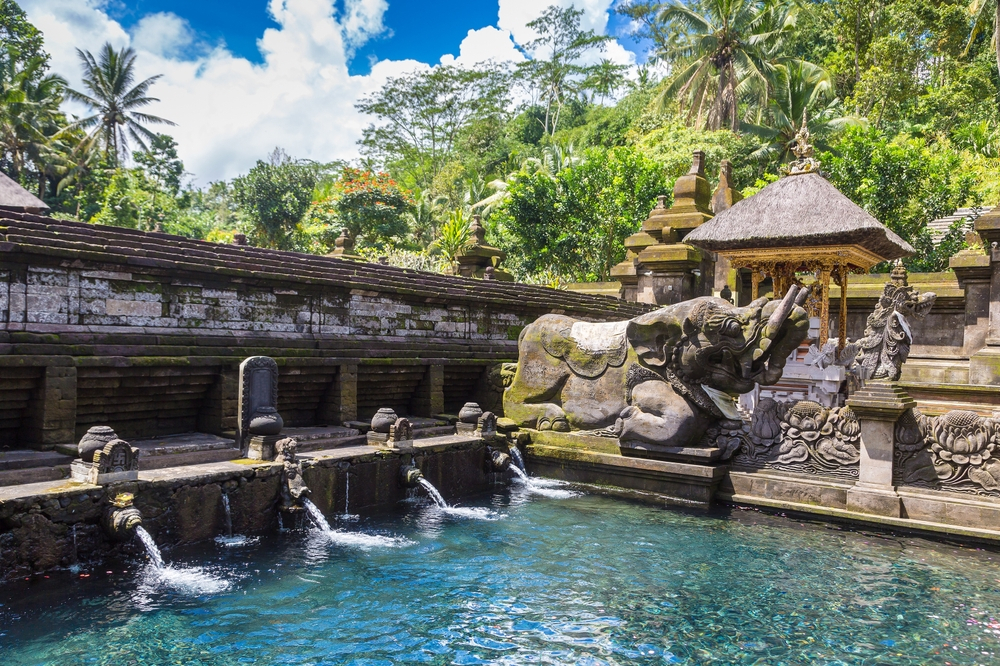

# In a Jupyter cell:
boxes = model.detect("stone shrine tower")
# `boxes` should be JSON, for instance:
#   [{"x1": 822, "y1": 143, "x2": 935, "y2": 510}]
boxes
[{"x1": 611, "y1": 151, "x2": 715, "y2": 305}]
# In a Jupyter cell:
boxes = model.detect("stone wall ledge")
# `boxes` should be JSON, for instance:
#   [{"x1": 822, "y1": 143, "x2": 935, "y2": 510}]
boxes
[{"x1": 718, "y1": 489, "x2": 1000, "y2": 544}]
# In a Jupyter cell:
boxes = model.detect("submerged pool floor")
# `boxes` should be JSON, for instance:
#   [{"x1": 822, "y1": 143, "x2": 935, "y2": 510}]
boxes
[{"x1": 2, "y1": 483, "x2": 1000, "y2": 665}]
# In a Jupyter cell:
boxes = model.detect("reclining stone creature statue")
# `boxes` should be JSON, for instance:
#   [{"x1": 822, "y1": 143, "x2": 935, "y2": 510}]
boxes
[{"x1": 503, "y1": 286, "x2": 811, "y2": 448}]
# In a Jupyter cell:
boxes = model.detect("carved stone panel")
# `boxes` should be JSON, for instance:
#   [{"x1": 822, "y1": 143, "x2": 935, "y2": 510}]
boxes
[
  {"x1": 729, "y1": 398, "x2": 861, "y2": 480},
  {"x1": 895, "y1": 409, "x2": 1000, "y2": 497}
]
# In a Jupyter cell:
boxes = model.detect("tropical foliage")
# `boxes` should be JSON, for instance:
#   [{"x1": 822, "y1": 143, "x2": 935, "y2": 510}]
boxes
[{"x1": 1, "y1": 0, "x2": 999, "y2": 278}]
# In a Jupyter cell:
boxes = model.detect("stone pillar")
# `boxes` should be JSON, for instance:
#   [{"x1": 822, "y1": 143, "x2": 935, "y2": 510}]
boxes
[
  {"x1": 711, "y1": 160, "x2": 743, "y2": 297},
  {"x1": 24, "y1": 364, "x2": 77, "y2": 450},
  {"x1": 970, "y1": 211, "x2": 1000, "y2": 383},
  {"x1": 198, "y1": 365, "x2": 237, "y2": 435},
  {"x1": 845, "y1": 381, "x2": 915, "y2": 517},
  {"x1": 410, "y1": 364, "x2": 444, "y2": 416},
  {"x1": 319, "y1": 363, "x2": 357, "y2": 425}
]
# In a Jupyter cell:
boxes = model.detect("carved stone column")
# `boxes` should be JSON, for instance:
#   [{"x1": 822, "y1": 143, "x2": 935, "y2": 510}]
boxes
[
  {"x1": 967, "y1": 212, "x2": 1000, "y2": 382},
  {"x1": 950, "y1": 234, "x2": 991, "y2": 358},
  {"x1": 845, "y1": 382, "x2": 915, "y2": 517}
]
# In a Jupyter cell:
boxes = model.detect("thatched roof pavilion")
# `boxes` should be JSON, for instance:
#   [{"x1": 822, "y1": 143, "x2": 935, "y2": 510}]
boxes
[
  {"x1": 685, "y1": 171, "x2": 913, "y2": 260},
  {"x1": 0, "y1": 171, "x2": 48, "y2": 214},
  {"x1": 686, "y1": 127, "x2": 914, "y2": 348}
]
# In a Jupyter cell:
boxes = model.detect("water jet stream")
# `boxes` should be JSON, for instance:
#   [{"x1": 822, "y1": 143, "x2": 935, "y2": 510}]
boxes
[
  {"x1": 301, "y1": 498, "x2": 411, "y2": 549},
  {"x1": 509, "y1": 446, "x2": 526, "y2": 472},
  {"x1": 416, "y1": 477, "x2": 500, "y2": 520}
]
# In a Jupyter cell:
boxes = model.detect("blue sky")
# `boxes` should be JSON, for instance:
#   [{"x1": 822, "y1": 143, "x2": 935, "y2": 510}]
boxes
[
  {"x1": 24, "y1": 0, "x2": 649, "y2": 181},
  {"x1": 105, "y1": 0, "x2": 647, "y2": 74}
]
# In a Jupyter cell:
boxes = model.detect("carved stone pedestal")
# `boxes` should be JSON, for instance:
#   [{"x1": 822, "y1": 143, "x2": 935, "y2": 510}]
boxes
[
  {"x1": 248, "y1": 435, "x2": 282, "y2": 461},
  {"x1": 846, "y1": 381, "x2": 915, "y2": 517}
]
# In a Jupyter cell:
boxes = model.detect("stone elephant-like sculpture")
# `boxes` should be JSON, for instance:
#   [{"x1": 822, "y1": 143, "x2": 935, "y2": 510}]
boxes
[{"x1": 503, "y1": 286, "x2": 811, "y2": 449}]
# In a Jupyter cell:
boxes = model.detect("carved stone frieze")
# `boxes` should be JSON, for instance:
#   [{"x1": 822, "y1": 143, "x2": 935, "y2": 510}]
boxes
[
  {"x1": 728, "y1": 398, "x2": 861, "y2": 479},
  {"x1": 895, "y1": 409, "x2": 1000, "y2": 497}
]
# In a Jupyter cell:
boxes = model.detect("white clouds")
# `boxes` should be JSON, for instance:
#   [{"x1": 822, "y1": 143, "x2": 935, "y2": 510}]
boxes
[
  {"x1": 440, "y1": 27, "x2": 525, "y2": 68},
  {"x1": 21, "y1": 0, "x2": 637, "y2": 184},
  {"x1": 131, "y1": 13, "x2": 195, "y2": 59}
]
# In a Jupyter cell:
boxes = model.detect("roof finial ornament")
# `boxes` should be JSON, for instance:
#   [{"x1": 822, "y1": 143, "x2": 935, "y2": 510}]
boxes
[{"x1": 784, "y1": 110, "x2": 821, "y2": 176}]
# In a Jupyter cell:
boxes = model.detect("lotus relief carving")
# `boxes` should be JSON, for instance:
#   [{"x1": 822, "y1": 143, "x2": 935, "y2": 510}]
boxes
[{"x1": 896, "y1": 410, "x2": 1000, "y2": 494}]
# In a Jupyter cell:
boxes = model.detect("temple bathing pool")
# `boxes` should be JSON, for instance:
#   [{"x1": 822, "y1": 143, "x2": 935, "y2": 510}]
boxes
[{"x1": 2, "y1": 485, "x2": 1000, "y2": 665}]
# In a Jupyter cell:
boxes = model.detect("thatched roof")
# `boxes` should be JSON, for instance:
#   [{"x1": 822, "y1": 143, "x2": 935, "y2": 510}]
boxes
[
  {"x1": 0, "y1": 171, "x2": 48, "y2": 213},
  {"x1": 685, "y1": 172, "x2": 913, "y2": 260}
]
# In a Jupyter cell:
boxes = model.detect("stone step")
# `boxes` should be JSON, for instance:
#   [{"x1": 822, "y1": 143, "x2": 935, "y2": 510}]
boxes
[{"x1": 130, "y1": 433, "x2": 241, "y2": 470}]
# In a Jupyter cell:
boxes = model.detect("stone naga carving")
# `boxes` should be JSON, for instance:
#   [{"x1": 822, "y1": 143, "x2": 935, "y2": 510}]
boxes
[
  {"x1": 504, "y1": 286, "x2": 810, "y2": 448},
  {"x1": 855, "y1": 263, "x2": 936, "y2": 381},
  {"x1": 895, "y1": 409, "x2": 1000, "y2": 496},
  {"x1": 274, "y1": 437, "x2": 309, "y2": 510}
]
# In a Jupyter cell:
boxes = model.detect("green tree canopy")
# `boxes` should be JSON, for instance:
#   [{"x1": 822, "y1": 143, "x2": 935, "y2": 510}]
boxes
[{"x1": 232, "y1": 151, "x2": 317, "y2": 249}]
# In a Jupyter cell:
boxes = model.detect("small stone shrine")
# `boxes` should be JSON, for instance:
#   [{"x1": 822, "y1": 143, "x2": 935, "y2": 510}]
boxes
[
  {"x1": 454, "y1": 215, "x2": 513, "y2": 281},
  {"x1": 456, "y1": 402, "x2": 484, "y2": 435},
  {"x1": 611, "y1": 151, "x2": 716, "y2": 305},
  {"x1": 366, "y1": 408, "x2": 414, "y2": 449},
  {"x1": 685, "y1": 125, "x2": 917, "y2": 408},
  {"x1": 238, "y1": 356, "x2": 284, "y2": 459},
  {"x1": 71, "y1": 427, "x2": 140, "y2": 484},
  {"x1": 328, "y1": 228, "x2": 361, "y2": 261}
]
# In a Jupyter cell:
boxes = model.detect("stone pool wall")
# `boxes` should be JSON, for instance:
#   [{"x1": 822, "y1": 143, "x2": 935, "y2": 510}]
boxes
[
  {"x1": 0, "y1": 435, "x2": 499, "y2": 580},
  {"x1": 0, "y1": 212, "x2": 651, "y2": 450}
]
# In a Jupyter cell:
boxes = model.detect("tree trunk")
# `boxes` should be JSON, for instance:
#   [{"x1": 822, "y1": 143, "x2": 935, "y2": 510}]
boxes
[{"x1": 37, "y1": 171, "x2": 45, "y2": 200}]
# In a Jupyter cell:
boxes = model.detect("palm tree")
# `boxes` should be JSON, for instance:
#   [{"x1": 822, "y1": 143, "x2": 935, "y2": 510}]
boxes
[
  {"x1": 741, "y1": 60, "x2": 865, "y2": 163},
  {"x1": 406, "y1": 189, "x2": 447, "y2": 244},
  {"x1": 965, "y1": 0, "x2": 999, "y2": 80},
  {"x1": 584, "y1": 59, "x2": 629, "y2": 103},
  {"x1": 655, "y1": 0, "x2": 797, "y2": 130},
  {"x1": 66, "y1": 43, "x2": 174, "y2": 164},
  {"x1": 0, "y1": 51, "x2": 66, "y2": 184}
]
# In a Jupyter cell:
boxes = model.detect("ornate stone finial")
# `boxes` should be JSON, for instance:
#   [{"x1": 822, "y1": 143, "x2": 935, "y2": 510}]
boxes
[
  {"x1": 711, "y1": 159, "x2": 743, "y2": 214},
  {"x1": 371, "y1": 407, "x2": 398, "y2": 434},
  {"x1": 233, "y1": 233, "x2": 248, "y2": 246},
  {"x1": 469, "y1": 214, "x2": 487, "y2": 245},
  {"x1": 336, "y1": 229, "x2": 353, "y2": 251},
  {"x1": 454, "y1": 216, "x2": 512, "y2": 280},
  {"x1": 785, "y1": 115, "x2": 821, "y2": 176},
  {"x1": 329, "y1": 228, "x2": 361, "y2": 261},
  {"x1": 688, "y1": 150, "x2": 706, "y2": 176},
  {"x1": 78, "y1": 425, "x2": 118, "y2": 463},
  {"x1": 890, "y1": 259, "x2": 908, "y2": 287}
]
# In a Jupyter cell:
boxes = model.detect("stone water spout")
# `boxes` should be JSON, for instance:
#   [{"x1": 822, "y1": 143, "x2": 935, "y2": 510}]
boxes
[
  {"x1": 102, "y1": 493, "x2": 144, "y2": 541},
  {"x1": 400, "y1": 464, "x2": 424, "y2": 488},
  {"x1": 485, "y1": 446, "x2": 511, "y2": 473}
]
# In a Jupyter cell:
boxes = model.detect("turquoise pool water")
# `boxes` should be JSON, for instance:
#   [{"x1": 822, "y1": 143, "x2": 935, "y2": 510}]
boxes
[{"x1": 2, "y1": 485, "x2": 1000, "y2": 665}]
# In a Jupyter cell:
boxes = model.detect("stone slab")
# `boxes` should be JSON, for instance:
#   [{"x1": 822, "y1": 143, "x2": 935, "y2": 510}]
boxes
[
  {"x1": 0, "y1": 449, "x2": 73, "y2": 471},
  {"x1": 0, "y1": 464, "x2": 70, "y2": 487},
  {"x1": 526, "y1": 443, "x2": 726, "y2": 505}
]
